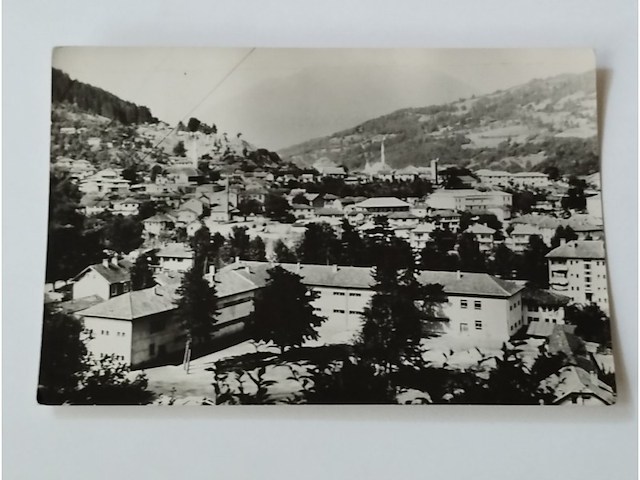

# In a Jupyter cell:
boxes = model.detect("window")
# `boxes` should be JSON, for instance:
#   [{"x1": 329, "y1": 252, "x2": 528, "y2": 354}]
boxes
[
  {"x1": 474, "y1": 301, "x2": 482, "y2": 310},
  {"x1": 460, "y1": 300, "x2": 468, "y2": 309},
  {"x1": 460, "y1": 323, "x2": 468, "y2": 332},
  {"x1": 475, "y1": 321, "x2": 482, "y2": 330},
  {"x1": 149, "y1": 344, "x2": 156, "y2": 356}
]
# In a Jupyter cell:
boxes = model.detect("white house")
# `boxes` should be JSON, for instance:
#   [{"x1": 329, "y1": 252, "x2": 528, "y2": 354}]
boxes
[
  {"x1": 143, "y1": 213, "x2": 176, "y2": 237},
  {"x1": 72, "y1": 257, "x2": 132, "y2": 301},
  {"x1": 507, "y1": 223, "x2": 542, "y2": 252},
  {"x1": 521, "y1": 287, "x2": 570, "y2": 325},
  {"x1": 387, "y1": 212, "x2": 421, "y2": 229},
  {"x1": 111, "y1": 198, "x2": 140, "y2": 216},
  {"x1": 464, "y1": 224, "x2": 496, "y2": 252},
  {"x1": 409, "y1": 223, "x2": 437, "y2": 250},
  {"x1": 156, "y1": 243, "x2": 194, "y2": 272}
]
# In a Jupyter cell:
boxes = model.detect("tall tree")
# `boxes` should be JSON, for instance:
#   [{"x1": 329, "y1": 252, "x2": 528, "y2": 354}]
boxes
[
  {"x1": 550, "y1": 225, "x2": 578, "y2": 248},
  {"x1": 458, "y1": 232, "x2": 487, "y2": 273},
  {"x1": 173, "y1": 140, "x2": 187, "y2": 157},
  {"x1": 561, "y1": 176, "x2": 587, "y2": 211},
  {"x1": 175, "y1": 266, "x2": 218, "y2": 345},
  {"x1": 130, "y1": 253, "x2": 156, "y2": 291},
  {"x1": 228, "y1": 226, "x2": 251, "y2": 260},
  {"x1": 338, "y1": 218, "x2": 366, "y2": 266},
  {"x1": 247, "y1": 236, "x2": 267, "y2": 261},
  {"x1": 519, "y1": 235, "x2": 550, "y2": 288},
  {"x1": 273, "y1": 239, "x2": 297, "y2": 263},
  {"x1": 102, "y1": 214, "x2": 144, "y2": 253},
  {"x1": 489, "y1": 243, "x2": 516, "y2": 278},
  {"x1": 190, "y1": 225, "x2": 213, "y2": 267},
  {"x1": 356, "y1": 242, "x2": 426, "y2": 375},
  {"x1": 264, "y1": 193, "x2": 290, "y2": 220},
  {"x1": 37, "y1": 305, "x2": 89, "y2": 404},
  {"x1": 250, "y1": 266, "x2": 326, "y2": 353},
  {"x1": 297, "y1": 222, "x2": 340, "y2": 265},
  {"x1": 237, "y1": 199, "x2": 262, "y2": 219},
  {"x1": 187, "y1": 117, "x2": 201, "y2": 132},
  {"x1": 565, "y1": 304, "x2": 612, "y2": 347}
]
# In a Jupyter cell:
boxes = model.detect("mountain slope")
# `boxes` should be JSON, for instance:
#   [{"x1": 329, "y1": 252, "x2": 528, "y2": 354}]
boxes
[
  {"x1": 279, "y1": 71, "x2": 599, "y2": 175},
  {"x1": 52, "y1": 68, "x2": 158, "y2": 125}
]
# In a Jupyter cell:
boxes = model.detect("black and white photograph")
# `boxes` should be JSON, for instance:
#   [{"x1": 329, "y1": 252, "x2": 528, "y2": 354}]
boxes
[{"x1": 39, "y1": 47, "x2": 616, "y2": 406}]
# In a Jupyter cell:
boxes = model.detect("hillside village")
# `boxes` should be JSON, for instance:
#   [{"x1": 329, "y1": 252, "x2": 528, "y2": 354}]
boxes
[{"x1": 42, "y1": 68, "x2": 614, "y2": 406}]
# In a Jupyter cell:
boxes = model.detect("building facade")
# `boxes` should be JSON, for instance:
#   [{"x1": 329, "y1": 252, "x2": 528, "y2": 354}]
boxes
[{"x1": 546, "y1": 240, "x2": 609, "y2": 313}]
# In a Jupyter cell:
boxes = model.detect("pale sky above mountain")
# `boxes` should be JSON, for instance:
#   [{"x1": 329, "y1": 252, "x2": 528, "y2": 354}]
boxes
[{"x1": 53, "y1": 48, "x2": 595, "y2": 150}]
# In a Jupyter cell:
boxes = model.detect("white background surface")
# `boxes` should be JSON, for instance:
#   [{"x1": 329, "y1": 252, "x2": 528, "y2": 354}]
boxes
[{"x1": 2, "y1": 1, "x2": 637, "y2": 479}]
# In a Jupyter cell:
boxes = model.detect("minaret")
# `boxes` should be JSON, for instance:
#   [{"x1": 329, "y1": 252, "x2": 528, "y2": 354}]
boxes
[
  {"x1": 380, "y1": 140, "x2": 386, "y2": 167},
  {"x1": 364, "y1": 154, "x2": 371, "y2": 174}
]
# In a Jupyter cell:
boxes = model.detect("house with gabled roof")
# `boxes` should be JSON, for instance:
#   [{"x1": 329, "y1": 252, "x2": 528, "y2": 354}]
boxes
[
  {"x1": 143, "y1": 213, "x2": 176, "y2": 237},
  {"x1": 72, "y1": 257, "x2": 133, "y2": 301},
  {"x1": 156, "y1": 243, "x2": 194, "y2": 272},
  {"x1": 464, "y1": 223, "x2": 496, "y2": 252},
  {"x1": 541, "y1": 365, "x2": 615, "y2": 405}
]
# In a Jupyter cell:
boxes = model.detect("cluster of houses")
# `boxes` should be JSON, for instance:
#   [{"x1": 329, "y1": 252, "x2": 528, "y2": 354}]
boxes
[{"x1": 48, "y1": 134, "x2": 613, "y2": 404}]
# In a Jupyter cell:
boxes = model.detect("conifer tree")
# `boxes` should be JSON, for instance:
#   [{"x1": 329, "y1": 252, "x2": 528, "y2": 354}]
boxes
[
  {"x1": 247, "y1": 236, "x2": 267, "y2": 262},
  {"x1": 250, "y1": 266, "x2": 326, "y2": 353},
  {"x1": 357, "y1": 241, "x2": 432, "y2": 374},
  {"x1": 130, "y1": 254, "x2": 155, "y2": 291},
  {"x1": 273, "y1": 239, "x2": 297, "y2": 263},
  {"x1": 175, "y1": 265, "x2": 218, "y2": 345}
]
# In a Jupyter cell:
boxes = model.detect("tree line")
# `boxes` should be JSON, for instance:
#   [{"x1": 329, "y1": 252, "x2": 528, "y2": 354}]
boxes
[{"x1": 52, "y1": 68, "x2": 158, "y2": 125}]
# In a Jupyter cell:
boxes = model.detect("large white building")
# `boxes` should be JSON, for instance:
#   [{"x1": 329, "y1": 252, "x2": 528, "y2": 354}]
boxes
[
  {"x1": 546, "y1": 240, "x2": 609, "y2": 313},
  {"x1": 74, "y1": 260, "x2": 528, "y2": 367},
  {"x1": 475, "y1": 169, "x2": 550, "y2": 189},
  {"x1": 511, "y1": 172, "x2": 550, "y2": 189},
  {"x1": 426, "y1": 189, "x2": 512, "y2": 221}
]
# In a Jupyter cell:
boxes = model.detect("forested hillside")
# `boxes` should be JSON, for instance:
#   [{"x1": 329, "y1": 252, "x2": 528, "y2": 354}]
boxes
[
  {"x1": 52, "y1": 68, "x2": 158, "y2": 125},
  {"x1": 280, "y1": 71, "x2": 599, "y2": 176}
]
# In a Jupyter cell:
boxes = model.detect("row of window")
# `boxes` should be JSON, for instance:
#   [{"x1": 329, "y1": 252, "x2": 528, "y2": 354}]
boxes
[
  {"x1": 460, "y1": 321, "x2": 483, "y2": 332},
  {"x1": 332, "y1": 309, "x2": 362, "y2": 315},
  {"x1": 528, "y1": 316, "x2": 558, "y2": 324},
  {"x1": 460, "y1": 300, "x2": 482, "y2": 310}
]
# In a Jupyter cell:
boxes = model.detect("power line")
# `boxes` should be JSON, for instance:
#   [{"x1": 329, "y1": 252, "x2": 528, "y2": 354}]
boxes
[{"x1": 136, "y1": 47, "x2": 257, "y2": 166}]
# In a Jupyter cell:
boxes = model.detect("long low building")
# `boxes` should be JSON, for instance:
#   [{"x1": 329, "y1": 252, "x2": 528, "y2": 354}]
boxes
[{"x1": 75, "y1": 260, "x2": 529, "y2": 368}]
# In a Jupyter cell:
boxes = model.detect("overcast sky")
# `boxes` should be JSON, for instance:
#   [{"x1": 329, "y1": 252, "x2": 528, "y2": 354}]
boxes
[{"x1": 53, "y1": 48, "x2": 594, "y2": 150}]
